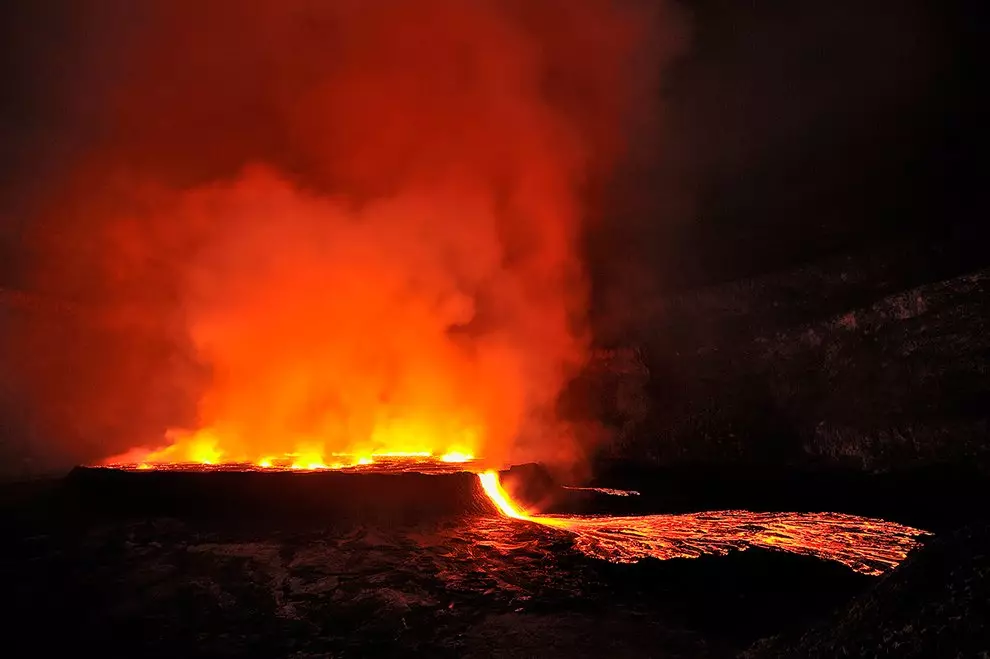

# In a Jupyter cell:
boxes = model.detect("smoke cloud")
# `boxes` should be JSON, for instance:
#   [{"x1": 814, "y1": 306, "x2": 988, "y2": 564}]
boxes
[{"x1": 4, "y1": 0, "x2": 687, "y2": 472}]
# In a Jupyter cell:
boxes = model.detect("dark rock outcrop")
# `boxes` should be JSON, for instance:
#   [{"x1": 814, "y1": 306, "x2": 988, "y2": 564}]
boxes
[
  {"x1": 574, "y1": 236, "x2": 990, "y2": 474},
  {"x1": 740, "y1": 523, "x2": 990, "y2": 658},
  {"x1": 62, "y1": 466, "x2": 497, "y2": 525}
]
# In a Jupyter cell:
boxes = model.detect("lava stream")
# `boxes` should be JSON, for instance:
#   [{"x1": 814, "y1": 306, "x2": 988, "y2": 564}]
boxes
[{"x1": 478, "y1": 470, "x2": 929, "y2": 576}]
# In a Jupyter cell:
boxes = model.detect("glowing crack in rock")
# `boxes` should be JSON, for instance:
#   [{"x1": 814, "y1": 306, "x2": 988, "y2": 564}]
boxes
[{"x1": 562, "y1": 485, "x2": 641, "y2": 497}]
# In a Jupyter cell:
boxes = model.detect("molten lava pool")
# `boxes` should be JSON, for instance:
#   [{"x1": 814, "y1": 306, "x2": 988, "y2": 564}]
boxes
[{"x1": 103, "y1": 459, "x2": 930, "y2": 577}]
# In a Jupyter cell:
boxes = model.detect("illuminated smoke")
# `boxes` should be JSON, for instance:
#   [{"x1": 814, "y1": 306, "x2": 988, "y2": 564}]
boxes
[{"x1": 10, "y1": 1, "x2": 687, "y2": 470}]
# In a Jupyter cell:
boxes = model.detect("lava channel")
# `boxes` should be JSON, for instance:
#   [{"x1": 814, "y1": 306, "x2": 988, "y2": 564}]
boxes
[{"x1": 478, "y1": 470, "x2": 930, "y2": 576}]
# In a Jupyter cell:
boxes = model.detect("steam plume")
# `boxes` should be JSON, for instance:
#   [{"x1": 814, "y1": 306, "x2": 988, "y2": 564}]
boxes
[{"x1": 7, "y1": 0, "x2": 685, "y2": 472}]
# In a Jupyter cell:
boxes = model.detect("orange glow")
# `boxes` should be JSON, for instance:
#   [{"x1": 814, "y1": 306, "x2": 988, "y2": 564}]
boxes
[
  {"x1": 110, "y1": 451, "x2": 482, "y2": 473},
  {"x1": 107, "y1": 456, "x2": 478, "y2": 476},
  {"x1": 92, "y1": 161, "x2": 581, "y2": 468},
  {"x1": 111, "y1": 422, "x2": 485, "y2": 471},
  {"x1": 189, "y1": 433, "x2": 222, "y2": 465},
  {"x1": 477, "y1": 471, "x2": 929, "y2": 576},
  {"x1": 9, "y1": 0, "x2": 678, "y2": 473}
]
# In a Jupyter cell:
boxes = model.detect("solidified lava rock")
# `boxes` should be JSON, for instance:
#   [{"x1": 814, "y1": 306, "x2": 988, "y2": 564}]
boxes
[
  {"x1": 63, "y1": 466, "x2": 499, "y2": 525},
  {"x1": 498, "y1": 462, "x2": 557, "y2": 509},
  {"x1": 577, "y1": 236, "x2": 990, "y2": 475},
  {"x1": 2, "y1": 467, "x2": 949, "y2": 658},
  {"x1": 5, "y1": 480, "x2": 880, "y2": 658},
  {"x1": 740, "y1": 523, "x2": 990, "y2": 658}
]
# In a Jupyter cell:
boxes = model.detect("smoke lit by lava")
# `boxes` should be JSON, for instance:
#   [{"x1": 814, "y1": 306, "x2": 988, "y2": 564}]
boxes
[{"x1": 9, "y1": 0, "x2": 685, "y2": 473}]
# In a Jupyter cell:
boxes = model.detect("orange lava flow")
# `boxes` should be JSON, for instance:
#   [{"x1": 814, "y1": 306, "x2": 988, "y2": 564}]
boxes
[{"x1": 478, "y1": 471, "x2": 930, "y2": 576}]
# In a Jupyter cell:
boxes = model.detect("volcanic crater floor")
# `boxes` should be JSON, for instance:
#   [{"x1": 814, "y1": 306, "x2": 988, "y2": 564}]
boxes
[
  {"x1": 11, "y1": 512, "x2": 884, "y2": 657},
  {"x1": 5, "y1": 464, "x2": 974, "y2": 658}
]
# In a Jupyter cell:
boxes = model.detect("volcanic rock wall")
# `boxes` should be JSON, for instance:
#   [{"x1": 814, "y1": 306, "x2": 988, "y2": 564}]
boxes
[{"x1": 578, "y1": 236, "x2": 990, "y2": 472}]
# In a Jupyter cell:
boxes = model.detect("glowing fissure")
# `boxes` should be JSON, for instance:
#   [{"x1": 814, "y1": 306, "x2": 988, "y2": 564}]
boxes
[
  {"x1": 562, "y1": 485, "x2": 641, "y2": 497},
  {"x1": 478, "y1": 471, "x2": 929, "y2": 576}
]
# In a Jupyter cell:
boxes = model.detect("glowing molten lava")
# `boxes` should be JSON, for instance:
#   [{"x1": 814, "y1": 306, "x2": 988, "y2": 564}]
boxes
[
  {"x1": 478, "y1": 470, "x2": 531, "y2": 520},
  {"x1": 478, "y1": 471, "x2": 929, "y2": 576},
  {"x1": 108, "y1": 452, "x2": 476, "y2": 475}
]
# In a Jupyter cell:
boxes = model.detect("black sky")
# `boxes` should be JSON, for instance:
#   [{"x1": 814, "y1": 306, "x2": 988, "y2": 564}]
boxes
[{"x1": 595, "y1": 0, "x2": 985, "y2": 290}]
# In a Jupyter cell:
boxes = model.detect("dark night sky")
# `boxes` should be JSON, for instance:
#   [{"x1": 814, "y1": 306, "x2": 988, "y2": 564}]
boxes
[
  {"x1": 1, "y1": 0, "x2": 986, "y2": 293},
  {"x1": 592, "y1": 0, "x2": 987, "y2": 291}
]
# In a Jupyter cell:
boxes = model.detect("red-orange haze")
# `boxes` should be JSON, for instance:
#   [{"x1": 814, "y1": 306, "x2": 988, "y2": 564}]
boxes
[{"x1": 12, "y1": 1, "x2": 683, "y2": 471}]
